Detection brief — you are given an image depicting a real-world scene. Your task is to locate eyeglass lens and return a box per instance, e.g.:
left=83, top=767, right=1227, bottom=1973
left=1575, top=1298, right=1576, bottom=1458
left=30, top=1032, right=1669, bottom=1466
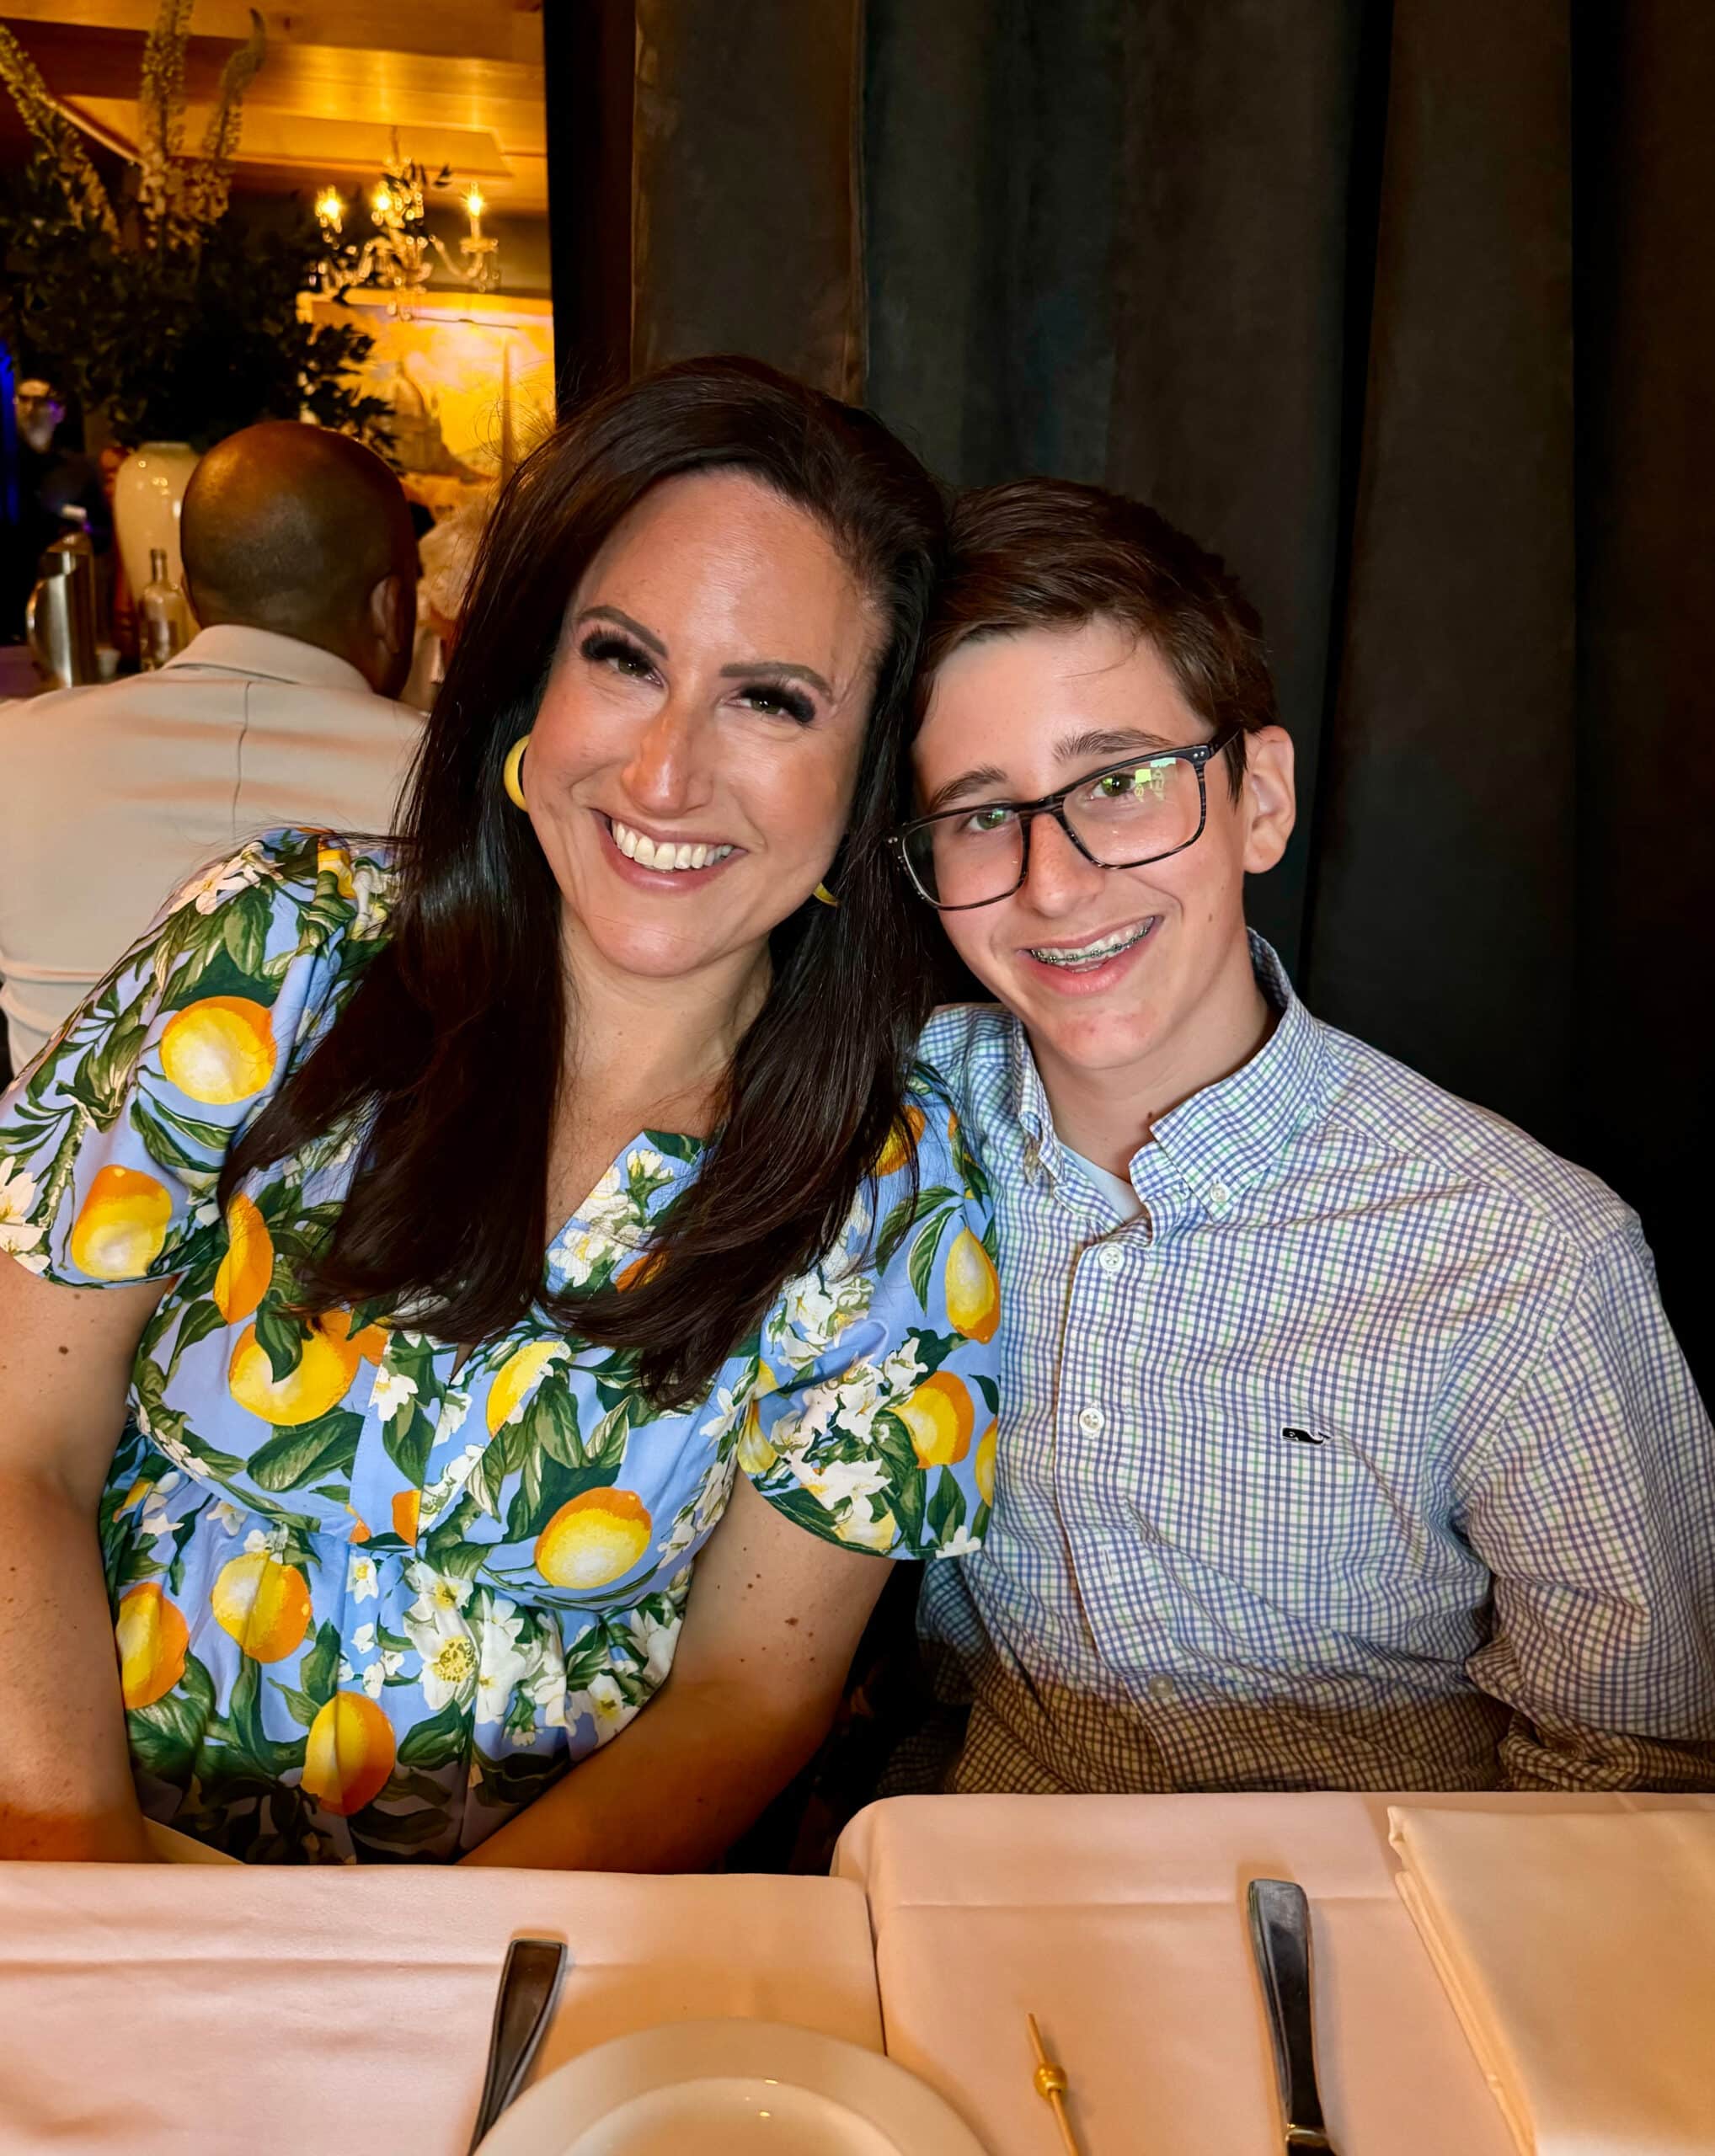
left=904, top=755, right=1203, bottom=906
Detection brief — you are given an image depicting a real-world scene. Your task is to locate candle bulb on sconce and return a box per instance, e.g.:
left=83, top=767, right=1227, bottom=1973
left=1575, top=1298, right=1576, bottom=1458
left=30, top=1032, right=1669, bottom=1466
left=308, top=131, right=500, bottom=313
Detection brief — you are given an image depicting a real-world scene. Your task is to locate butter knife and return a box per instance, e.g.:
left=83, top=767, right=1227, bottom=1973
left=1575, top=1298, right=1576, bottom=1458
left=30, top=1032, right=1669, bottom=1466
left=467, top=1936, right=569, bottom=2153
left=1247, top=1879, right=1339, bottom=2153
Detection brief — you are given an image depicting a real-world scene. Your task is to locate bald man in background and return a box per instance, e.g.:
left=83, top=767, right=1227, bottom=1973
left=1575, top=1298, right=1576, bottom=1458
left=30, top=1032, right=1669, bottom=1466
left=0, top=423, right=424, bottom=1075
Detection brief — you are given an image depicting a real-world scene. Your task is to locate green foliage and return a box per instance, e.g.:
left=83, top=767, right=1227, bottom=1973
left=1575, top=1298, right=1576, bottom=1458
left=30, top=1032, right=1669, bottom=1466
left=0, top=154, right=392, bottom=454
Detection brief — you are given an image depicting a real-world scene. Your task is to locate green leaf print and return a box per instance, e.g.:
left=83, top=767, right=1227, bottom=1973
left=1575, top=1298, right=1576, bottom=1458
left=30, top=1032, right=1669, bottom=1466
left=83, top=1021, right=151, bottom=1113
left=395, top=1697, right=468, bottom=1771
left=875, top=1185, right=958, bottom=1272
left=127, top=1694, right=200, bottom=1781
left=300, top=1620, right=341, bottom=1710
left=530, top=1376, right=584, bottom=1469
left=272, top=1683, right=322, bottom=1730
left=890, top=1457, right=927, bottom=1549
left=383, top=1400, right=436, bottom=1488
left=253, top=1301, right=307, bottom=1384
left=906, top=1209, right=955, bottom=1311
left=927, top=1467, right=967, bottom=1544
left=161, top=939, right=270, bottom=1014
left=221, top=887, right=271, bottom=977
left=972, top=1369, right=1000, bottom=1417
left=248, top=1408, right=363, bottom=1495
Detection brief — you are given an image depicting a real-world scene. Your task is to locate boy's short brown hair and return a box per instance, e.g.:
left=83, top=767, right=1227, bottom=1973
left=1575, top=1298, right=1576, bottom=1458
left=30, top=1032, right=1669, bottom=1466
left=919, top=479, right=1279, bottom=792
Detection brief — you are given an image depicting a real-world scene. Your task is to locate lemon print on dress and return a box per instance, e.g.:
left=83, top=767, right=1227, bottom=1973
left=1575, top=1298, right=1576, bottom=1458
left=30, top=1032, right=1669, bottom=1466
left=212, top=1191, right=273, bottom=1323
left=875, top=1102, right=927, bottom=1178
left=301, top=1691, right=396, bottom=1817
left=227, top=1310, right=364, bottom=1425
left=486, top=1340, right=566, bottom=1435
left=893, top=1370, right=975, bottom=1467
left=159, top=996, right=277, bottom=1105
left=944, top=1226, right=1001, bottom=1342
left=115, top=1582, right=189, bottom=1709
left=69, top=1163, right=172, bottom=1280
left=211, top=1550, right=313, bottom=1663
left=974, top=1422, right=997, bottom=1506
left=735, top=1359, right=780, bottom=1476
left=535, top=1489, right=654, bottom=1589
left=317, top=843, right=356, bottom=899
left=391, top=1488, right=421, bottom=1544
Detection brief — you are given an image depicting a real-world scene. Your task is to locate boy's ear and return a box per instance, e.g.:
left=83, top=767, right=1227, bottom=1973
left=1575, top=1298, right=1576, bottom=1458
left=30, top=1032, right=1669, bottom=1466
left=1241, top=726, right=1296, bottom=874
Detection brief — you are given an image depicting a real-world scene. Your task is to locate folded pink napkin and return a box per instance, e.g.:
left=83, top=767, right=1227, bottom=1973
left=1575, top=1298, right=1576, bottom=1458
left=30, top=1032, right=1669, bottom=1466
left=1389, top=1806, right=1715, bottom=2154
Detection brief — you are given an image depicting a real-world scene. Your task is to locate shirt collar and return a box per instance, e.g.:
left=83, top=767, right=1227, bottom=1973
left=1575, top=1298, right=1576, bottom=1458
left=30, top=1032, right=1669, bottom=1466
left=1146, top=932, right=1334, bottom=1216
left=162, top=623, right=373, bottom=696
left=998, top=931, right=1335, bottom=1215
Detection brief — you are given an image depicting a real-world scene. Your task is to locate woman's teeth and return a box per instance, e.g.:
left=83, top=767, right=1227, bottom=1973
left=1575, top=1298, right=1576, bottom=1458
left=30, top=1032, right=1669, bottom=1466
left=610, top=818, right=735, bottom=872
left=1028, top=920, right=1154, bottom=969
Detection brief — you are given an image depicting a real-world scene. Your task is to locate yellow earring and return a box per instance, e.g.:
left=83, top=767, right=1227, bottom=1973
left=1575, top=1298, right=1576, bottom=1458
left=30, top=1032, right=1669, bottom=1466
left=813, top=882, right=840, bottom=908
left=502, top=734, right=531, bottom=811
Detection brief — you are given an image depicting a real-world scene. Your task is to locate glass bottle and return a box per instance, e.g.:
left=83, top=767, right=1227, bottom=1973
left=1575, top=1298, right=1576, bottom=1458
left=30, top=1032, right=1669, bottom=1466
left=139, top=548, right=191, bottom=670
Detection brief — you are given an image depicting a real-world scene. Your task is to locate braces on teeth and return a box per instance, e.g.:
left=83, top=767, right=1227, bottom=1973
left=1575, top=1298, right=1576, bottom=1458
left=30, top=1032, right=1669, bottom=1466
left=1029, top=921, right=1153, bottom=967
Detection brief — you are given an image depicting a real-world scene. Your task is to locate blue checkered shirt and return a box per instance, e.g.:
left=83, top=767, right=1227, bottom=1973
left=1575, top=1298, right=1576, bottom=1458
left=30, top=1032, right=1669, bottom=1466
left=917, top=937, right=1715, bottom=1793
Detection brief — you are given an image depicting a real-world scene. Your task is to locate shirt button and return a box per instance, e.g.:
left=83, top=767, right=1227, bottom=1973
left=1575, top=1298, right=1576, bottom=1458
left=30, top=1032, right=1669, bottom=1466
left=1077, top=1405, right=1105, bottom=1436
left=1208, top=1181, right=1230, bottom=1209
left=1147, top=1675, right=1177, bottom=1705
left=1096, top=1242, right=1125, bottom=1275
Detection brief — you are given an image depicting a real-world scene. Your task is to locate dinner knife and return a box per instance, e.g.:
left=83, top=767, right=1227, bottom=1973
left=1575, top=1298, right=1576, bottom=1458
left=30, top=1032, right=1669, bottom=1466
left=1247, top=1879, right=1339, bottom=2153
left=467, top=1936, right=569, bottom=2153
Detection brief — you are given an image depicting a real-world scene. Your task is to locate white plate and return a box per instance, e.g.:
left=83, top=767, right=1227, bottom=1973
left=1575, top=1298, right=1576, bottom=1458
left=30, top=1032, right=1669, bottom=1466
left=477, top=2019, right=989, bottom=2156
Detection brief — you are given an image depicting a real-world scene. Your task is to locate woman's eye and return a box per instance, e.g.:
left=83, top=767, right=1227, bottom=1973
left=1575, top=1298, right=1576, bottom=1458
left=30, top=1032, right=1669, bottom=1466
left=738, top=683, right=816, bottom=725
left=581, top=632, right=655, bottom=680
left=964, top=806, right=1015, bottom=835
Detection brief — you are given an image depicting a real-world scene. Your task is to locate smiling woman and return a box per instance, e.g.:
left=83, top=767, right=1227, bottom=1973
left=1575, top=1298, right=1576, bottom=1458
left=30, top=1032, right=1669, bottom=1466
left=0, top=359, right=1001, bottom=1869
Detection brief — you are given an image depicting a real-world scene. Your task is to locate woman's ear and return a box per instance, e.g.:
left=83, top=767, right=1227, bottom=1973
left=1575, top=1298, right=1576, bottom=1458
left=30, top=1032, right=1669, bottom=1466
left=1240, top=725, right=1296, bottom=874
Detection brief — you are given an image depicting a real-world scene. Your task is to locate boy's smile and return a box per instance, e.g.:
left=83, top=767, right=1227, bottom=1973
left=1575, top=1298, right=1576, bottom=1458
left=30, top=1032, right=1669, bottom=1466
left=912, top=616, right=1296, bottom=1162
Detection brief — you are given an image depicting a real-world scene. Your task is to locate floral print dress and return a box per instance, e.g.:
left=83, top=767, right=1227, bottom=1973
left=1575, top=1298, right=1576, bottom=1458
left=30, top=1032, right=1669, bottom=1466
left=0, top=829, right=1000, bottom=1863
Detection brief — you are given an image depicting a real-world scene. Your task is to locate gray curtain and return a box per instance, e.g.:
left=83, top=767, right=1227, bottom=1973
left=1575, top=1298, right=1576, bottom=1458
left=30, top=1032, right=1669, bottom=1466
left=553, top=0, right=1712, bottom=1386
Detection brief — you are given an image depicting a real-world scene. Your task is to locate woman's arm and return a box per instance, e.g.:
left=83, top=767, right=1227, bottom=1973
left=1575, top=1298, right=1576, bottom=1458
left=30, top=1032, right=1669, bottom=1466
left=463, top=1472, right=889, bottom=1871
left=0, top=1256, right=168, bottom=1860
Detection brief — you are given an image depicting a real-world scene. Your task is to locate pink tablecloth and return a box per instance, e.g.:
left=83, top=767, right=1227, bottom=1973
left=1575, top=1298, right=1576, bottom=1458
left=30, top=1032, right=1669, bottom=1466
left=834, top=1790, right=1715, bottom=2156
left=0, top=1864, right=881, bottom=2154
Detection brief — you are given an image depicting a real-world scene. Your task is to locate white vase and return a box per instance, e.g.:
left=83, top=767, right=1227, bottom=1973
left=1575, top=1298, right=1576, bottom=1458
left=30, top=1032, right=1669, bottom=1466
left=113, top=441, right=200, bottom=605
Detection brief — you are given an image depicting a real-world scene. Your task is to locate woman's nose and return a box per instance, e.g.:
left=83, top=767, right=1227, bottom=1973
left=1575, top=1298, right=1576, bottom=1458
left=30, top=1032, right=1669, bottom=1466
left=622, top=700, right=713, bottom=815
left=1019, top=813, right=1108, bottom=916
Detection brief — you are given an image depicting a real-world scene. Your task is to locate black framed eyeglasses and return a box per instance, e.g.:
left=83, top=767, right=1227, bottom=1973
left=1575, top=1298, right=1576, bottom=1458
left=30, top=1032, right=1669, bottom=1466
left=890, top=725, right=1242, bottom=910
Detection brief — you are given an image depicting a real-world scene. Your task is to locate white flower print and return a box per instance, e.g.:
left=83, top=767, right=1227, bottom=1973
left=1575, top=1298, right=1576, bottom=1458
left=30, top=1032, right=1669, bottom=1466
left=174, top=858, right=254, bottom=916
left=209, top=1500, right=247, bottom=1536
left=137, top=1470, right=183, bottom=1540
left=833, top=1498, right=900, bottom=1553
left=624, top=1606, right=681, bottom=1689
left=408, top=1598, right=479, bottom=1712
left=937, top=1526, right=982, bottom=1560
left=369, top=1362, right=418, bottom=1424
left=795, top=1454, right=891, bottom=1512
left=406, top=1559, right=473, bottom=1621
left=0, top=1155, right=47, bottom=1274
left=347, top=1549, right=380, bottom=1604
left=347, top=859, right=392, bottom=941
left=474, top=1597, right=532, bottom=1724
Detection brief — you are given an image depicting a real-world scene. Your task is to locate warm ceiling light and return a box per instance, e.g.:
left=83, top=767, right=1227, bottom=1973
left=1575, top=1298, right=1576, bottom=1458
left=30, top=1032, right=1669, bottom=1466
left=463, top=185, right=486, bottom=221
left=314, top=187, right=344, bottom=225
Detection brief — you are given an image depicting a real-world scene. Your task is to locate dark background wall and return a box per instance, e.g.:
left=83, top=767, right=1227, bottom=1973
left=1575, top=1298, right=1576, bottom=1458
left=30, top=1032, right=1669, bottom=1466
left=547, top=0, right=1710, bottom=1391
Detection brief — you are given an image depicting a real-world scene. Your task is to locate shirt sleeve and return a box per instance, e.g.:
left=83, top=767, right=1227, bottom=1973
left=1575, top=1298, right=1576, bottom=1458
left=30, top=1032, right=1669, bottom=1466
left=1457, top=1223, right=1715, bottom=1790
left=741, top=1062, right=1001, bottom=1560
left=0, top=829, right=376, bottom=1290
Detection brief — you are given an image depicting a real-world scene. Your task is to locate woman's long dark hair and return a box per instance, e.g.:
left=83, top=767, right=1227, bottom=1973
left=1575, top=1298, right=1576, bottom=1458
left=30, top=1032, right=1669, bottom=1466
left=221, top=357, right=943, bottom=1405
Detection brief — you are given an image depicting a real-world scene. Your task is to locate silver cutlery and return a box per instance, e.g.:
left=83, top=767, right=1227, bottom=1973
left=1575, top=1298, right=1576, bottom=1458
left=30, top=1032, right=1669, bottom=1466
left=467, top=1935, right=569, bottom=2153
left=1247, top=1879, right=1340, bottom=2153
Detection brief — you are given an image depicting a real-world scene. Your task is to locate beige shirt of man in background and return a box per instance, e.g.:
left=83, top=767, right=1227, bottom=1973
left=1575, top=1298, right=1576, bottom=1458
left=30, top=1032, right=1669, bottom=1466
left=0, top=622, right=421, bottom=1070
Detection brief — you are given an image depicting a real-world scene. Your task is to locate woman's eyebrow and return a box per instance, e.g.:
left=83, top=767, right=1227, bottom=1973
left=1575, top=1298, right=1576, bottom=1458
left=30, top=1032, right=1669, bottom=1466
left=719, top=659, right=834, bottom=697
left=578, top=604, right=667, bottom=656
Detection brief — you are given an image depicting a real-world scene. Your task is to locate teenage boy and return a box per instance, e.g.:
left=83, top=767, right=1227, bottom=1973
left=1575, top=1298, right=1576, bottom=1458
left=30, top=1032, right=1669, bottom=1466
left=902, top=479, right=1712, bottom=1792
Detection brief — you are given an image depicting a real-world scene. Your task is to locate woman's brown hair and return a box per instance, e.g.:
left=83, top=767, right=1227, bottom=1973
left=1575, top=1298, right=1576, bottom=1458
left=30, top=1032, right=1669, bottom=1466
left=221, top=356, right=944, bottom=1403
